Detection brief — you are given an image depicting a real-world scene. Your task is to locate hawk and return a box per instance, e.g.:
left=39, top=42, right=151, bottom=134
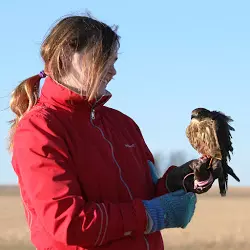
left=186, top=108, right=240, bottom=196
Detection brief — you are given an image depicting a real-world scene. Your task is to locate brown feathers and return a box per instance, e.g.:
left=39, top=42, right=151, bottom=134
left=186, top=118, right=222, bottom=160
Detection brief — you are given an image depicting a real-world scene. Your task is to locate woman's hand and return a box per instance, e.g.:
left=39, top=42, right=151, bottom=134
left=165, top=158, right=222, bottom=194
left=148, top=160, right=160, bottom=185
left=143, top=190, right=197, bottom=233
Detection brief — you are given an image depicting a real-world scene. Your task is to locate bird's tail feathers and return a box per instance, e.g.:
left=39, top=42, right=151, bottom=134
left=218, top=175, right=227, bottom=197
left=227, top=165, right=240, bottom=182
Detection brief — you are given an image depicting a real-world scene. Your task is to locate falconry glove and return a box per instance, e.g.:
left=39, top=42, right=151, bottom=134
left=143, top=190, right=197, bottom=233
left=165, top=157, right=220, bottom=194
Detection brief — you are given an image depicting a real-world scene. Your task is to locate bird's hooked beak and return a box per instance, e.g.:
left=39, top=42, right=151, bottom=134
left=191, top=114, right=198, bottom=120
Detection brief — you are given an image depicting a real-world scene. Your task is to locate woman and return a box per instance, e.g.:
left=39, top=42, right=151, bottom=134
left=10, top=15, right=209, bottom=250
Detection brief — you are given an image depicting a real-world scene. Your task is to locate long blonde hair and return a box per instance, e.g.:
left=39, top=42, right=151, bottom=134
left=9, top=15, right=120, bottom=151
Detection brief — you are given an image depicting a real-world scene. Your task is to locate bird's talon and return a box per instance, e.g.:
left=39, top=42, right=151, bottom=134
left=207, top=158, right=213, bottom=169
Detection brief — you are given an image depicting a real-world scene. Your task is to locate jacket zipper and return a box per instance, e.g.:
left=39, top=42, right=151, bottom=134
left=90, top=107, right=133, bottom=200
left=91, top=109, right=95, bottom=120
left=90, top=106, right=150, bottom=250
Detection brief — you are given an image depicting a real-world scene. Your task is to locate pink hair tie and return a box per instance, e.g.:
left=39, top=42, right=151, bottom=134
left=39, top=70, right=46, bottom=78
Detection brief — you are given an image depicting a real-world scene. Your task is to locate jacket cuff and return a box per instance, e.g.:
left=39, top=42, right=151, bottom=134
left=144, top=210, right=153, bottom=234
left=155, top=165, right=177, bottom=196
left=122, top=199, right=147, bottom=237
left=106, top=199, right=147, bottom=242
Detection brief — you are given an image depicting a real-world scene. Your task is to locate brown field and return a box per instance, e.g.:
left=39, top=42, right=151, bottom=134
left=0, top=186, right=249, bottom=250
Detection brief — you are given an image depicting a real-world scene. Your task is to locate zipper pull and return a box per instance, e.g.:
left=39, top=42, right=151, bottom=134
left=91, top=109, right=95, bottom=120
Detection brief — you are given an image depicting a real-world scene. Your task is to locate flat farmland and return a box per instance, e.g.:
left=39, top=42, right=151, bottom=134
left=0, top=186, right=249, bottom=250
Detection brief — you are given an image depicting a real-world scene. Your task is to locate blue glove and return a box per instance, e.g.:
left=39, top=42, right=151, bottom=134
left=148, top=160, right=160, bottom=185
left=143, top=190, right=197, bottom=233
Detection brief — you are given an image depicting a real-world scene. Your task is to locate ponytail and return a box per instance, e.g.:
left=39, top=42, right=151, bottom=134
left=8, top=71, right=46, bottom=151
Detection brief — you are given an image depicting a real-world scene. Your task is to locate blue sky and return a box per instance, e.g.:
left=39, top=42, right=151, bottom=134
left=0, top=1, right=249, bottom=186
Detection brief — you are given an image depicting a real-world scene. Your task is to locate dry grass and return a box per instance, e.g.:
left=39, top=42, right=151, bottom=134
left=0, top=186, right=249, bottom=250
left=163, top=189, right=250, bottom=250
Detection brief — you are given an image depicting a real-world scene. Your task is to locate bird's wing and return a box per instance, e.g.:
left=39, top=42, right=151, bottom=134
left=212, top=111, right=234, bottom=161
left=186, top=118, right=222, bottom=159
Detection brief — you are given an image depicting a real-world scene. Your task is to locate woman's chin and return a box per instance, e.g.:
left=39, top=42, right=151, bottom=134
left=97, top=88, right=107, bottom=97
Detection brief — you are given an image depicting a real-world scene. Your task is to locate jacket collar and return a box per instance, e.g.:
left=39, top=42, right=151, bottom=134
left=39, top=77, right=112, bottom=110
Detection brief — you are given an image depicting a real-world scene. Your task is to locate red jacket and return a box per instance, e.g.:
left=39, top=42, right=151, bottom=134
left=12, top=77, right=173, bottom=250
